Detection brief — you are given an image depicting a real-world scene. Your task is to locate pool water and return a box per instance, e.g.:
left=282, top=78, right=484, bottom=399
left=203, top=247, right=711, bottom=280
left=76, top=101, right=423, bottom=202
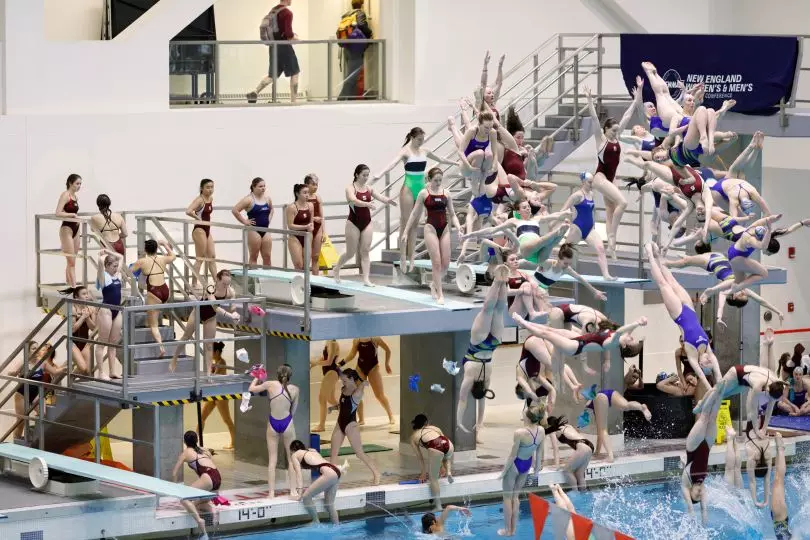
left=223, top=465, right=810, bottom=540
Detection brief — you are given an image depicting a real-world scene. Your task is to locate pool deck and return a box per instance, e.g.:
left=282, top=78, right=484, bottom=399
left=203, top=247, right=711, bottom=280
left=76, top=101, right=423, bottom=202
left=1, top=429, right=808, bottom=539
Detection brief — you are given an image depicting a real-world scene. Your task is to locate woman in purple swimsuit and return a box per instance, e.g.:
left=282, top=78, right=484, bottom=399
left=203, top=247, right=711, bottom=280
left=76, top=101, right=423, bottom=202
left=248, top=364, right=299, bottom=499
left=499, top=404, right=545, bottom=537
left=410, top=414, right=454, bottom=511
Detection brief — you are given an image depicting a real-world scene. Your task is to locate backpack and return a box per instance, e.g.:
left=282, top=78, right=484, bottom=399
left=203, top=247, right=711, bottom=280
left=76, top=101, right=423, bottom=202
left=336, top=9, right=366, bottom=51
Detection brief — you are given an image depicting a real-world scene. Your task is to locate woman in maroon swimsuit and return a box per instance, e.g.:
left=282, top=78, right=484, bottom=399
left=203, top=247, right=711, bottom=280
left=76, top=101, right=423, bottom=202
left=185, top=179, right=217, bottom=287
left=285, top=183, right=314, bottom=270
left=55, top=174, right=83, bottom=287
left=172, top=430, right=219, bottom=537
left=289, top=439, right=344, bottom=524
left=304, top=174, right=324, bottom=275
left=344, top=337, right=394, bottom=426
left=401, top=168, right=462, bottom=304
left=67, top=285, right=96, bottom=375
left=333, top=164, right=396, bottom=287
left=584, top=83, right=642, bottom=258
left=410, top=414, right=454, bottom=511
left=90, top=194, right=127, bottom=258
left=131, top=239, right=176, bottom=357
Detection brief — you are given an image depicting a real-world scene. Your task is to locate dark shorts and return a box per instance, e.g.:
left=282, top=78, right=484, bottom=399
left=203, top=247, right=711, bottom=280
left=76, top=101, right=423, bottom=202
left=269, top=44, right=300, bottom=78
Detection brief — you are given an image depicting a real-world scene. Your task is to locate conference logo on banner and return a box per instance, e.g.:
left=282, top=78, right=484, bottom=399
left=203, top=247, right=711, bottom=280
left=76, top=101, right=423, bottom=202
left=619, top=34, right=799, bottom=115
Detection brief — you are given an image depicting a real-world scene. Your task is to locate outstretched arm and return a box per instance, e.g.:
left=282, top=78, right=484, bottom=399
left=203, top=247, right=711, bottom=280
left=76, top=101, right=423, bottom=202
left=564, top=267, right=606, bottom=301
left=617, top=82, right=644, bottom=131
left=584, top=86, right=605, bottom=148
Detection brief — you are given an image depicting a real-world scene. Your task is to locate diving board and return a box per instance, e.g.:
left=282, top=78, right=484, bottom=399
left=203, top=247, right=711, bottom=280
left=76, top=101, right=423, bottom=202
left=0, top=443, right=213, bottom=501
left=397, top=259, right=649, bottom=293
left=232, top=268, right=473, bottom=311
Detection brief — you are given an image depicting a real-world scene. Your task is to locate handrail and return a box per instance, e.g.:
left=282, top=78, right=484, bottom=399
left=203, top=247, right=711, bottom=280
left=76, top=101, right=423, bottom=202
left=0, top=298, right=67, bottom=374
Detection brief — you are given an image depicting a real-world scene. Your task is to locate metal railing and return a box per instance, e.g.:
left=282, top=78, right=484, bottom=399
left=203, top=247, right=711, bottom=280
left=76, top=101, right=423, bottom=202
left=169, top=38, right=387, bottom=106
left=0, top=374, right=162, bottom=474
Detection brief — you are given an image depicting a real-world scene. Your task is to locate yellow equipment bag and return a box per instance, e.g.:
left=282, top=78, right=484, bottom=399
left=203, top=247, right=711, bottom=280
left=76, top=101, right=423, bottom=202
left=319, top=233, right=339, bottom=270
left=87, top=426, right=114, bottom=461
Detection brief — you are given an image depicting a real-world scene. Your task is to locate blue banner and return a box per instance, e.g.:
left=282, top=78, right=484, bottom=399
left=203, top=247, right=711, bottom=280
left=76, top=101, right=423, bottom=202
left=620, top=34, right=799, bottom=115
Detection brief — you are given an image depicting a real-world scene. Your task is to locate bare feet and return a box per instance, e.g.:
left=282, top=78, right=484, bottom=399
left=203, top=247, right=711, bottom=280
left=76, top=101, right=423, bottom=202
left=447, top=116, right=457, bottom=133
left=223, top=442, right=234, bottom=450
left=641, top=62, right=656, bottom=73
left=497, top=529, right=514, bottom=537
left=437, top=296, right=445, bottom=305
left=642, top=404, right=652, bottom=422
left=372, top=471, right=381, bottom=486
left=493, top=264, right=509, bottom=281
left=333, top=264, right=342, bottom=283
left=311, top=425, right=325, bottom=433
left=429, top=281, right=438, bottom=300
left=363, top=280, right=376, bottom=288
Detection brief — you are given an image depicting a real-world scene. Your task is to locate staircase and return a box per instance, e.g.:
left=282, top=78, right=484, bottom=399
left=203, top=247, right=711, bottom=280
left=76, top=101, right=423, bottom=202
left=25, top=393, right=121, bottom=454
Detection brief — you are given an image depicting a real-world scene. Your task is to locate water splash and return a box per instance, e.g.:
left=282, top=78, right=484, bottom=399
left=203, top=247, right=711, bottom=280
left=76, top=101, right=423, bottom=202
left=364, top=501, right=415, bottom=535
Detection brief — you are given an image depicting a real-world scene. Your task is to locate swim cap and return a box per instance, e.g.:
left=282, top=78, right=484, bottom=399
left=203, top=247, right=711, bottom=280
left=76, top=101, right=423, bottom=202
left=741, top=198, right=756, bottom=215
left=754, top=226, right=766, bottom=240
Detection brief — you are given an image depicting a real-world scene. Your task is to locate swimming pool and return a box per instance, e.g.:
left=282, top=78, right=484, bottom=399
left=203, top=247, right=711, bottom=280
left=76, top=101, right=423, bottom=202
left=223, top=465, right=810, bottom=539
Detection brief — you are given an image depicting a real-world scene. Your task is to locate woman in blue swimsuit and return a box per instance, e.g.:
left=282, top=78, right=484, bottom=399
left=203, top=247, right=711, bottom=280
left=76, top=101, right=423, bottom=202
left=499, top=404, right=545, bottom=537
left=248, top=364, right=299, bottom=499
left=645, top=242, right=721, bottom=390
left=559, top=172, right=616, bottom=280
left=95, top=249, right=124, bottom=380
left=232, top=177, right=274, bottom=268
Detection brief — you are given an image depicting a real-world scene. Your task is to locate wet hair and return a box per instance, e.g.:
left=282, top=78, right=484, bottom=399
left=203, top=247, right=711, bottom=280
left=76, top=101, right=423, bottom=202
left=278, top=364, right=293, bottom=400
left=620, top=341, right=644, bottom=359
left=506, top=107, right=525, bottom=135
left=343, top=368, right=363, bottom=382
left=96, top=194, right=112, bottom=223
left=514, top=384, right=527, bottom=399
left=293, top=183, right=307, bottom=199
left=623, top=177, right=648, bottom=192
left=183, top=430, right=202, bottom=452
left=144, top=239, right=158, bottom=255
left=726, top=295, right=749, bottom=308
left=304, top=174, right=317, bottom=185
left=411, top=413, right=428, bottom=430
left=471, top=380, right=495, bottom=400
left=694, top=240, right=711, bottom=255
left=598, top=319, right=620, bottom=332
left=768, top=380, right=787, bottom=399
left=59, top=285, right=88, bottom=298
left=526, top=404, right=545, bottom=424
left=478, top=111, right=495, bottom=124
left=250, top=177, right=265, bottom=192
left=199, top=178, right=214, bottom=193
left=778, top=353, right=792, bottom=377
left=351, top=0, right=364, bottom=8
left=404, top=127, right=425, bottom=146
left=66, top=174, right=82, bottom=189
left=766, top=238, right=780, bottom=255
left=421, top=512, right=437, bottom=534
left=290, top=439, right=307, bottom=453
left=603, top=117, right=618, bottom=132
left=353, top=164, right=370, bottom=180
left=216, top=269, right=231, bottom=281
left=543, top=415, right=568, bottom=434
left=212, top=341, right=225, bottom=355
left=427, top=167, right=443, bottom=180
left=104, top=255, right=119, bottom=269
left=746, top=429, right=770, bottom=478
left=558, top=242, right=575, bottom=260
left=792, top=344, right=805, bottom=370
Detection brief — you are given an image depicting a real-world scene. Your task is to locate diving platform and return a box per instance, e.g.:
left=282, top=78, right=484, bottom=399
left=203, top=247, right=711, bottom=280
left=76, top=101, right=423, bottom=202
left=73, top=373, right=251, bottom=403
left=0, top=444, right=212, bottom=500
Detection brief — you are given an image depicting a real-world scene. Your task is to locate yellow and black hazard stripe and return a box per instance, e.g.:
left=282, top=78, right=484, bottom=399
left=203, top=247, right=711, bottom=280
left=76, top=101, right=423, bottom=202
left=218, top=321, right=310, bottom=341
left=153, top=393, right=242, bottom=407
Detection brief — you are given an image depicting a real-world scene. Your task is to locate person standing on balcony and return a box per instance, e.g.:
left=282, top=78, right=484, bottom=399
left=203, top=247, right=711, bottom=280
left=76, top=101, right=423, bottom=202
left=337, top=0, right=373, bottom=100
left=56, top=174, right=83, bottom=288
left=304, top=174, right=325, bottom=275
left=248, top=0, right=300, bottom=104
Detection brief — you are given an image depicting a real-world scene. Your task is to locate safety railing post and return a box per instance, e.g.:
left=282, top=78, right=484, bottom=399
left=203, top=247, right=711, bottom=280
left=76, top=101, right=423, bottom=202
left=153, top=405, right=161, bottom=478
left=193, top=304, right=201, bottom=397
left=533, top=53, right=539, bottom=128
left=381, top=40, right=387, bottom=100
left=597, top=34, right=604, bottom=112
left=304, top=233, right=311, bottom=332
left=136, top=216, right=146, bottom=255
left=637, top=195, right=645, bottom=278
left=35, top=216, right=42, bottom=307
left=183, top=222, right=190, bottom=285
left=385, top=172, right=391, bottom=250
left=573, top=54, right=580, bottom=141
left=271, top=43, right=278, bottom=103
left=122, top=309, right=130, bottom=400
left=327, top=41, right=334, bottom=101
left=22, top=347, right=30, bottom=442
left=94, top=399, right=101, bottom=464
left=241, top=228, right=250, bottom=295
left=214, top=43, right=221, bottom=105
left=282, top=204, right=289, bottom=269
left=557, top=35, right=565, bottom=98
left=38, top=385, right=45, bottom=450
left=81, top=221, right=89, bottom=286
left=66, top=301, right=74, bottom=387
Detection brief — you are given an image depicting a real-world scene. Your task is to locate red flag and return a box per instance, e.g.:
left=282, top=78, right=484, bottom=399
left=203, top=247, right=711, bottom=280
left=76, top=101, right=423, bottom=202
left=528, top=493, right=550, bottom=539
left=615, top=531, right=636, bottom=540
left=571, top=513, right=594, bottom=540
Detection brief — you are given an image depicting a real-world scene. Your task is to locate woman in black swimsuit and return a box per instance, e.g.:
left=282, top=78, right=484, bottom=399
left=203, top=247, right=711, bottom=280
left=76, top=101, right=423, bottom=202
left=131, top=239, right=176, bottom=356
left=410, top=414, right=454, bottom=511
left=66, top=286, right=96, bottom=375
left=90, top=194, right=127, bottom=257
left=289, top=439, right=344, bottom=524
left=328, top=367, right=380, bottom=485
left=310, top=339, right=341, bottom=433
left=344, top=337, right=394, bottom=426
left=55, top=174, right=83, bottom=287
left=12, top=344, right=64, bottom=439
left=544, top=415, right=594, bottom=492
left=169, top=269, right=240, bottom=374
left=171, top=431, right=220, bottom=538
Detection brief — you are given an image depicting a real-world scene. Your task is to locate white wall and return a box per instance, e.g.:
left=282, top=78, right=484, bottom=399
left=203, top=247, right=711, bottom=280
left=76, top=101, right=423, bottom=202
left=44, top=0, right=104, bottom=40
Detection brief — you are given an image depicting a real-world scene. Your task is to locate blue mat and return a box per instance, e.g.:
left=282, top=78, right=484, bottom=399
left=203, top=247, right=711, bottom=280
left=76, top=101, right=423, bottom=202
left=769, top=415, right=810, bottom=432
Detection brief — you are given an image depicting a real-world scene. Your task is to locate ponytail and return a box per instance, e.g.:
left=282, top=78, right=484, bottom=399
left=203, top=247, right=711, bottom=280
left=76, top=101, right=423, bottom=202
left=403, top=127, right=425, bottom=146
left=278, top=364, right=293, bottom=401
